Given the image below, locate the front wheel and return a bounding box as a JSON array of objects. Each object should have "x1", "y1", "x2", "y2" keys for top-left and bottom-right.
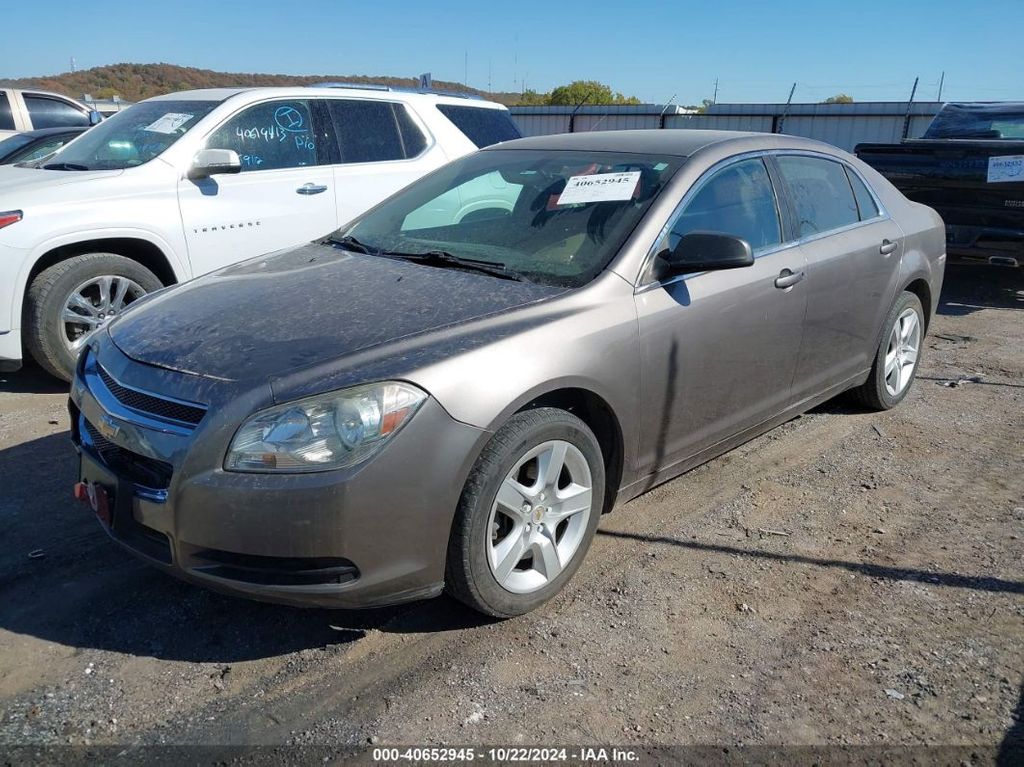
[
  {"x1": 446, "y1": 408, "x2": 605, "y2": 618},
  {"x1": 850, "y1": 290, "x2": 925, "y2": 410},
  {"x1": 24, "y1": 253, "x2": 162, "y2": 381}
]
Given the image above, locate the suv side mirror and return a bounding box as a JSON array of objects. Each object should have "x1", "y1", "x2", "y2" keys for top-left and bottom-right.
[
  {"x1": 88, "y1": 110, "x2": 103, "y2": 126},
  {"x1": 189, "y1": 149, "x2": 242, "y2": 179},
  {"x1": 658, "y1": 231, "x2": 754, "y2": 277}
]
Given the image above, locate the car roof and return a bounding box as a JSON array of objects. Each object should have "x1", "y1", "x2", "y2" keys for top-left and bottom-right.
[
  {"x1": 487, "y1": 129, "x2": 836, "y2": 158},
  {"x1": 147, "y1": 86, "x2": 509, "y2": 109}
]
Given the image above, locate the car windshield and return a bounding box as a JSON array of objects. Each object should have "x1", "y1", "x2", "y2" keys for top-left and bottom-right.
[
  {"x1": 41, "y1": 100, "x2": 219, "y2": 170},
  {"x1": 337, "y1": 149, "x2": 683, "y2": 287},
  {"x1": 0, "y1": 133, "x2": 35, "y2": 160}
]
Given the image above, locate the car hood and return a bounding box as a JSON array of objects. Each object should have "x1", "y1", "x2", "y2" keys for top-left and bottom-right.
[
  {"x1": 108, "y1": 242, "x2": 566, "y2": 383},
  {"x1": 0, "y1": 164, "x2": 124, "y2": 194}
]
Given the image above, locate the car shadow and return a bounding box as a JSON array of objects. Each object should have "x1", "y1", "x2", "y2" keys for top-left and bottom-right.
[
  {"x1": 595, "y1": 528, "x2": 1024, "y2": 595},
  {"x1": 0, "y1": 431, "x2": 492, "y2": 664},
  {"x1": 938, "y1": 264, "x2": 1024, "y2": 316},
  {"x1": 0, "y1": 360, "x2": 69, "y2": 395},
  {"x1": 999, "y1": 681, "x2": 1024, "y2": 765}
]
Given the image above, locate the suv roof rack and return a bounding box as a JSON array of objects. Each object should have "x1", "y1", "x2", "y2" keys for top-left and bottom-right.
[{"x1": 312, "y1": 82, "x2": 483, "y2": 100}]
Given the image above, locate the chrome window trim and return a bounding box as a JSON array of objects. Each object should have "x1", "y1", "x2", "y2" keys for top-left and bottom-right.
[{"x1": 635, "y1": 148, "x2": 891, "y2": 293}]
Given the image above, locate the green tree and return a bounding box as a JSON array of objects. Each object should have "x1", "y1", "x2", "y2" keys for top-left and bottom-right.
[
  {"x1": 547, "y1": 80, "x2": 641, "y2": 106},
  {"x1": 515, "y1": 88, "x2": 549, "y2": 106},
  {"x1": 823, "y1": 94, "x2": 854, "y2": 104}
]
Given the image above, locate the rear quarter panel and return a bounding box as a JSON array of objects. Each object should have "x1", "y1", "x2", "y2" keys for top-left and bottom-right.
[{"x1": 857, "y1": 157, "x2": 946, "y2": 320}]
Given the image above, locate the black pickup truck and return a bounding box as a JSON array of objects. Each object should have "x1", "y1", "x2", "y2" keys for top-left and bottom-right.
[{"x1": 856, "y1": 102, "x2": 1024, "y2": 267}]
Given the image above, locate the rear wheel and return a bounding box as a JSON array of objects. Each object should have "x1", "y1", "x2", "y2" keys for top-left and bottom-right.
[
  {"x1": 24, "y1": 253, "x2": 162, "y2": 381},
  {"x1": 850, "y1": 291, "x2": 925, "y2": 410},
  {"x1": 446, "y1": 408, "x2": 605, "y2": 617}
]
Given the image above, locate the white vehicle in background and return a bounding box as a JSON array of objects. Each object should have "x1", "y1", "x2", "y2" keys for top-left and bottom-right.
[
  {"x1": 0, "y1": 85, "x2": 522, "y2": 379},
  {"x1": 0, "y1": 89, "x2": 98, "y2": 138}
]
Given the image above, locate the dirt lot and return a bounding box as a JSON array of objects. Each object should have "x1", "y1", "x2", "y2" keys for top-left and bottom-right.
[{"x1": 0, "y1": 265, "x2": 1021, "y2": 760}]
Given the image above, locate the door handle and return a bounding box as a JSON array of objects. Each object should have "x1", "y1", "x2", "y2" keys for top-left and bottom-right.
[
  {"x1": 296, "y1": 183, "x2": 328, "y2": 195},
  {"x1": 774, "y1": 269, "x2": 805, "y2": 289},
  {"x1": 879, "y1": 239, "x2": 898, "y2": 255}
]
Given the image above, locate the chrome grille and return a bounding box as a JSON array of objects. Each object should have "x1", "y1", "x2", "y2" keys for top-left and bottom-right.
[{"x1": 97, "y1": 364, "x2": 206, "y2": 426}]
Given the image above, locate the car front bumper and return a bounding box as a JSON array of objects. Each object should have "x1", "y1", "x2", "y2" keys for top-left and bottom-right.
[{"x1": 69, "y1": 337, "x2": 489, "y2": 608}]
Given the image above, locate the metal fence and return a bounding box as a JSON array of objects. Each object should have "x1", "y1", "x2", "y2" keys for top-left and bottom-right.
[{"x1": 509, "y1": 101, "x2": 944, "y2": 151}]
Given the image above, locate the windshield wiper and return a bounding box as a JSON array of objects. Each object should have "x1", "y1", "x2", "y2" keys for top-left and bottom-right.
[
  {"x1": 42, "y1": 162, "x2": 91, "y2": 171},
  {"x1": 328, "y1": 234, "x2": 379, "y2": 255},
  {"x1": 380, "y1": 250, "x2": 526, "y2": 282}
]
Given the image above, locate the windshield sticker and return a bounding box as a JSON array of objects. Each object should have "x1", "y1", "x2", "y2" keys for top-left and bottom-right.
[
  {"x1": 987, "y1": 155, "x2": 1024, "y2": 183},
  {"x1": 557, "y1": 171, "x2": 641, "y2": 205},
  {"x1": 143, "y1": 113, "x2": 194, "y2": 134}
]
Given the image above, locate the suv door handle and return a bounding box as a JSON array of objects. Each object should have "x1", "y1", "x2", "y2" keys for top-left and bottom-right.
[
  {"x1": 296, "y1": 183, "x2": 328, "y2": 195},
  {"x1": 774, "y1": 269, "x2": 805, "y2": 289},
  {"x1": 879, "y1": 239, "x2": 898, "y2": 255}
]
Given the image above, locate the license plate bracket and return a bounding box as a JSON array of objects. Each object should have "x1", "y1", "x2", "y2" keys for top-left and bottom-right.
[{"x1": 76, "y1": 452, "x2": 122, "y2": 530}]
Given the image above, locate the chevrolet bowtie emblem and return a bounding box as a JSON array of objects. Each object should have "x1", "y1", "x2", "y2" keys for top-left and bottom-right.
[{"x1": 97, "y1": 415, "x2": 121, "y2": 441}]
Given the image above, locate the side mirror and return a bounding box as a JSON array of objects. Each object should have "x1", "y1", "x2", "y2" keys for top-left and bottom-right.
[
  {"x1": 658, "y1": 231, "x2": 754, "y2": 277},
  {"x1": 189, "y1": 148, "x2": 242, "y2": 179},
  {"x1": 88, "y1": 110, "x2": 103, "y2": 126}
]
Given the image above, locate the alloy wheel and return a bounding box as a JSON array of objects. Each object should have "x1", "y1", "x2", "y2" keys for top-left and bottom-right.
[
  {"x1": 486, "y1": 440, "x2": 594, "y2": 594},
  {"x1": 884, "y1": 307, "x2": 921, "y2": 397},
  {"x1": 61, "y1": 275, "x2": 147, "y2": 351}
]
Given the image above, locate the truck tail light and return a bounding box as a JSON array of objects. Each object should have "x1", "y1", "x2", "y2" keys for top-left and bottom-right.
[{"x1": 0, "y1": 211, "x2": 22, "y2": 230}]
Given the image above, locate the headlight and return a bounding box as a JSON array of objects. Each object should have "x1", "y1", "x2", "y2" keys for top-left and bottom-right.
[{"x1": 225, "y1": 381, "x2": 426, "y2": 473}]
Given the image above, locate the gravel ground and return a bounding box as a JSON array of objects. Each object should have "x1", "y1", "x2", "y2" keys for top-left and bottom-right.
[{"x1": 0, "y1": 265, "x2": 1021, "y2": 761}]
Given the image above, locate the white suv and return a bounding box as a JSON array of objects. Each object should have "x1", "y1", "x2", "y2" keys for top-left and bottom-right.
[{"x1": 0, "y1": 85, "x2": 520, "y2": 379}]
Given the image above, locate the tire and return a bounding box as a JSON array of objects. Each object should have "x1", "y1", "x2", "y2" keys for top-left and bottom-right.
[
  {"x1": 850, "y1": 291, "x2": 925, "y2": 411},
  {"x1": 446, "y1": 408, "x2": 606, "y2": 618},
  {"x1": 24, "y1": 253, "x2": 163, "y2": 381}
]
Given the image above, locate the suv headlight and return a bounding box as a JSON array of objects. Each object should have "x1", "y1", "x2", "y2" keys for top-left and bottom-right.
[{"x1": 225, "y1": 381, "x2": 426, "y2": 473}]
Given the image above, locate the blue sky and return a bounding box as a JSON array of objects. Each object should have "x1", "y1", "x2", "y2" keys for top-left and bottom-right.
[{"x1": 1, "y1": 0, "x2": 1020, "y2": 105}]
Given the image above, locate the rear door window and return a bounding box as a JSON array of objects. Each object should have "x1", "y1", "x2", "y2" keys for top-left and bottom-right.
[
  {"x1": 0, "y1": 93, "x2": 14, "y2": 131},
  {"x1": 327, "y1": 99, "x2": 426, "y2": 163},
  {"x1": 206, "y1": 100, "x2": 326, "y2": 171},
  {"x1": 663, "y1": 157, "x2": 782, "y2": 254},
  {"x1": 436, "y1": 104, "x2": 521, "y2": 148},
  {"x1": 846, "y1": 168, "x2": 880, "y2": 221},
  {"x1": 775, "y1": 155, "x2": 860, "y2": 237},
  {"x1": 24, "y1": 94, "x2": 90, "y2": 128}
]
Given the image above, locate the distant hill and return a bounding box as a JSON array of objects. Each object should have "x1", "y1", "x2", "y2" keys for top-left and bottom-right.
[{"x1": 0, "y1": 62, "x2": 522, "y2": 105}]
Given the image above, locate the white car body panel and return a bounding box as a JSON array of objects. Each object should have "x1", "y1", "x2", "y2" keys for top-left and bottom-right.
[{"x1": 0, "y1": 86, "x2": 515, "y2": 367}]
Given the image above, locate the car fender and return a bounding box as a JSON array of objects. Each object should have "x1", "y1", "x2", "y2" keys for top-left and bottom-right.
[{"x1": 7, "y1": 227, "x2": 189, "y2": 331}]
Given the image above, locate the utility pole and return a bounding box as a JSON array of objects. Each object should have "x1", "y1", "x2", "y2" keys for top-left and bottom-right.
[
  {"x1": 70, "y1": 56, "x2": 77, "y2": 73},
  {"x1": 464, "y1": 51, "x2": 468, "y2": 88},
  {"x1": 776, "y1": 82, "x2": 797, "y2": 134},
  {"x1": 713, "y1": 78, "x2": 718, "y2": 104},
  {"x1": 902, "y1": 76, "x2": 919, "y2": 139},
  {"x1": 937, "y1": 71, "x2": 945, "y2": 101}
]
